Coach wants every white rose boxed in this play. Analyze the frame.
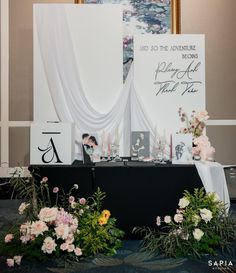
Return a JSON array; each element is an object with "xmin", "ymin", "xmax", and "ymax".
[
  {"xmin": 178, "ymin": 197, "xmax": 190, "ymax": 209},
  {"xmin": 200, "ymin": 208, "xmax": 213, "ymax": 223},
  {"xmin": 193, "ymin": 228, "xmax": 204, "ymax": 241},
  {"xmin": 164, "ymin": 215, "xmax": 171, "ymax": 224},
  {"xmin": 174, "ymin": 213, "xmax": 183, "ymax": 223}
]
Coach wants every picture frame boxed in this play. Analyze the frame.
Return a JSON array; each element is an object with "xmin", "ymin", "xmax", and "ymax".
[
  {"xmin": 131, "ymin": 131, "xmax": 150, "ymax": 160},
  {"xmin": 75, "ymin": 0, "xmax": 181, "ymax": 79},
  {"xmin": 172, "ymin": 133, "xmax": 193, "ymax": 165}
]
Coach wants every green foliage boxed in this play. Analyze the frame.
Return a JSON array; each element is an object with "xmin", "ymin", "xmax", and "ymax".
[
  {"xmin": 71, "ymin": 188, "xmax": 124, "ymax": 257},
  {"xmin": 134, "ymin": 187, "xmax": 236, "ymax": 259},
  {"xmin": 0, "ymin": 171, "xmax": 124, "ymax": 266}
]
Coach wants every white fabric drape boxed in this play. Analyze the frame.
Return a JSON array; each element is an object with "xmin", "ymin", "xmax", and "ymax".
[
  {"xmin": 195, "ymin": 161, "xmax": 230, "ymax": 209},
  {"xmin": 34, "ymin": 5, "xmax": 156, "ymax": 155}
]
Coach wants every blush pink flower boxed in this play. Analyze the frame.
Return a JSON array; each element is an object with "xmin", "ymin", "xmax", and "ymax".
[
  {"xmin": 79, "ymin": 198, "xmax": 86, "ymax": 205},
  {"xmin": 66, "ymin": 233, "xmax": 74, "ymax": 244},
  {"xmin": 74, "ymin": 247, "xmax": 82, "ymax": 256},
  {"xmin": 5, "ymin": 234, "xmax": 14, "ymax": 243},
  {"xmin": 53, "ymin": 187, "xmax": 59, "ymax": 193},
  {"xmin": 6, "ymin": 258, "xmax": 14, "ymax": 267},
  {"xmin": 60, "ymin": 242, "xmax": 69, "ymax": 251},
  {"xmin": 41, "ymin": 237, "xmax": 57, "ymax": 254},
  {"xmin": 31, "ymin": 220, "xmax": 48, "ymax": 237},
  {"xmin": 55, "ymin": 224, "xmax": 69, "ymax": 240},
  {"xmin": 38, "ymin": 207, "xmax": 58, "ymax": 222},
  {"xmin": 13, "ymin": 256, "xmax": 22, "ymax": 265},
  {"xmin": 20, "ymin": 221, "xmax": 31, "ymax": 236},
  {"xmin": 67, "ymin": 244, "xmax": 75, "ymax": 253},
  {"xmin": 20, "ymin": 234, "xmax": 31, "ymax": 244},
  {"xmin": 69, "ymin": 196, "xmax": 75, "ymax": 203},
  {"xmin": 41, "ymin": 176, "xmax": 48, "ymax": 183}
]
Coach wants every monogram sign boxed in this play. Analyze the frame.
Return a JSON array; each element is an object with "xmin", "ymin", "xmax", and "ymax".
[{"xmin": 30, "ymin": 123, "xmax": 75, "ymax": 165}]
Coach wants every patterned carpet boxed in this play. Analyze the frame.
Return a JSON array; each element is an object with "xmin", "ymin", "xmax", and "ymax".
[{"xmin": 0, "ymin": 200, "xmax": 236, "ymax": 273}]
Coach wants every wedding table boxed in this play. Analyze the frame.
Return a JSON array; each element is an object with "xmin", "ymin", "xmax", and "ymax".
[{"xmin": 29, "ymin": 161, "xmax": 203, "ymax": 238}]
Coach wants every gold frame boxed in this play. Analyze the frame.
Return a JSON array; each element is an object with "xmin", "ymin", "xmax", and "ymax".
[{"xmin": 75, "ymin": 0, "xmax": 181, "ymax": 34}]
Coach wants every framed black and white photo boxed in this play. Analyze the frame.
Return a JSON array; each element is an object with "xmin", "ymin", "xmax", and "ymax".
[
  {"xmin": 172, "ymin": 133, "xmax": 193, "ymax": 164},
  {"xmin": 131, "ymin": 131, "xmax": 150, "ymax": 160}
]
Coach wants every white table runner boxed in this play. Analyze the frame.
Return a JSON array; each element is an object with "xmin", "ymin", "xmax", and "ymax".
[{"xmin": 195, "ymin": 161, "xmax": 230, "ymax": 211}]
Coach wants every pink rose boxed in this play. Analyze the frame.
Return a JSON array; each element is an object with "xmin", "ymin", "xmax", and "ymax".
[
  {"xmin": 53, "ymin": 187, "xmax": 59, "ymax": 193},
  {"xmin": 14, "ymin": 256, "xmax": 22, "ymax": 265},
  {"xmin": 60, "ymin": 242, "xmax": 69, "ymax": 251},
  {"xmin": 5, "ymin": 234, "xmax": 14, "ymax": 243},
  {"xmin": 69, "ymin": 196, "xmax": 75, "ymax": 203},
  {"xmin": 40, "ymin": 176, "xmax": 48, "ymax": 184},
  {"xmin": 67, "ymin": 244, "xmax": 75, "ymax": 252},
  {"xmin": 41, "ymin": 237, "xmax": 57, "ymax": 254},
  {"xmin": 79, "ymin": 198, "xmax": 86, "ymax": 205},
  {"xmin": 6, "ymin": 258, "xmax": 14, "ymax": 267},
  {"xmin": 74, "ymin": 247, "xmax": 82, "ymax": 256}
]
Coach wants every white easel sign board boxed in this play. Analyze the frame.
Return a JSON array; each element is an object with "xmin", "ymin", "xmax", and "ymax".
[
  {"xmin": 134, "ymin": 34, "xmax": 205, "ymax": 137},
  {"xmin": 30, "ymin": 123, "xmax": 75, "ymax": 165}
]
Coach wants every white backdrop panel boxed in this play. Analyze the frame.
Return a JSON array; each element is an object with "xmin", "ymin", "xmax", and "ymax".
[
  {"xmin": 134, "ymin": 34, "xmax": 205, "ymax": 137},
  {"xmin": 34, "ymin": 4, "xmax": 123, "ymax": 120}
]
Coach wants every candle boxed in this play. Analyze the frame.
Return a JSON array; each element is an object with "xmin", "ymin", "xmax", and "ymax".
[{"xmin": 107, "ymin": 133, "xmax": 111, "ymax": 157}]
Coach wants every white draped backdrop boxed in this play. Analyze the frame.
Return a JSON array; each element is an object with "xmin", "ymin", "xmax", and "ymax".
[{"xmin": 34, "ymin": 4, "xmax": 156, "ymax": 157}]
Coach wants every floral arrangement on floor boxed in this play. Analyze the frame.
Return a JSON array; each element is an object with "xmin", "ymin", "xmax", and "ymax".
[
  {"xmin": 178, "ymin": 108, "xmax": 215, "ymax": 160},
  {"xmin": 134, "ymin": 188, "xmax": 236, "ymax": 259},
  {"xmin": 0, "ymin": 169, "xmax": 124, "ymax": 268}
]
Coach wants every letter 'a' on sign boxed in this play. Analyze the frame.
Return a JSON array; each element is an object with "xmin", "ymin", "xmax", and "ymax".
[
  {"xmin": 134, "ymin": 34, "xmax": 205, "ymax": 139},
  {"xmin": 30, "ymin": 123, "xmax": 75, "ymax": 165}
]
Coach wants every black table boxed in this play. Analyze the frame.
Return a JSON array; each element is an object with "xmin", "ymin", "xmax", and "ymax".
[{"xmin": 30, "ymin": 161, "xmax": 203, "ymax": 238}]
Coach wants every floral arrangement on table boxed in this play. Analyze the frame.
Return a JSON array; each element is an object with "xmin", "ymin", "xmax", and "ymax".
[
  {"xmin": 178, "ymin": 108, "xmax": 215, "ymax": 160},
  {"xmin": 0, "ymin": 169, "xmax": 124, "ymax": 268},
  {"xmin": 134, "ymin": 188, "xmax": 236, "ymax": 259}
]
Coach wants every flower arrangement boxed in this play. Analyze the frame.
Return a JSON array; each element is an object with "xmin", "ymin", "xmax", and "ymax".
[
  {"xmin": 134, "ymin": 188, "xmax": 236, "ymax": 259},
  {"xmin": 178, "ymin": 108, "xmax": 209, "ymax": 138},
  {"xmin": 178, "ymin": 108, "xmax": 215, "ymax": 160},
  {"xmin": 0, "ymin": 169, "xmax": 124, "ymax": 268}
]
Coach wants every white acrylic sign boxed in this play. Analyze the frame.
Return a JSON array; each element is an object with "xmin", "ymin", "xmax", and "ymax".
[
  {"xmin": 30, "ymin": 123, "xmax": 75, "ymax": 165},
  {"xmin": 134, "ymin": 34, "xmax": 205, "ymax": 138},
  {"xmin": 34, "ymin": 4, "xmax": 123, "ymax": 121}
]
